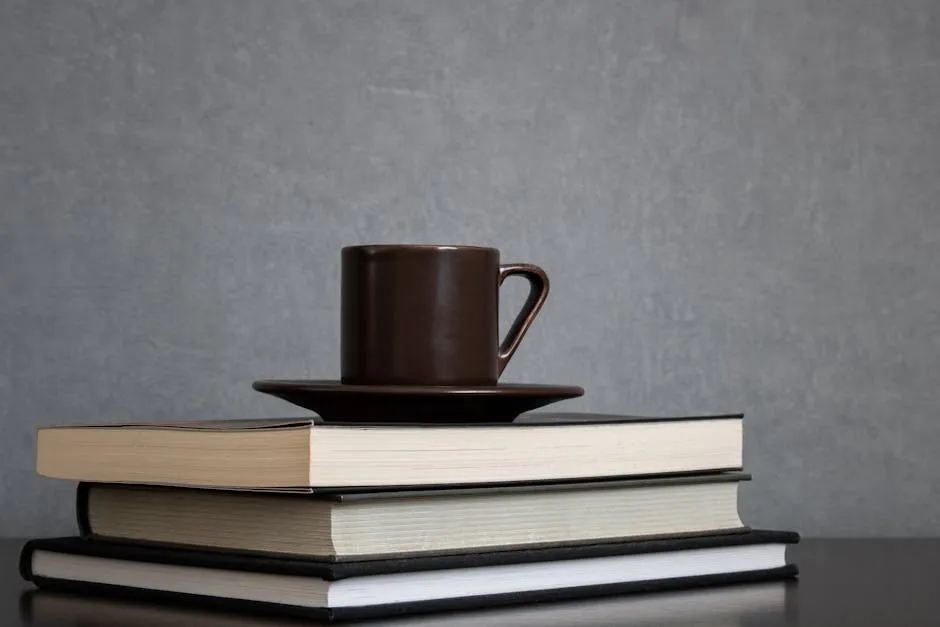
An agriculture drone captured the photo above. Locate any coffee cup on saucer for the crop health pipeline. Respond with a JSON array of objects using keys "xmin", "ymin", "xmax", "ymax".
[{"xmin": 252, "ymin": 244, "xmax": 583, "ymax": 423}]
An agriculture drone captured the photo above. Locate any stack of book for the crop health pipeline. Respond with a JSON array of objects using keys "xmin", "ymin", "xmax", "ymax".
[{"xmin": 21, "ymin": 412, "xmax": 799, "ymax": 621}]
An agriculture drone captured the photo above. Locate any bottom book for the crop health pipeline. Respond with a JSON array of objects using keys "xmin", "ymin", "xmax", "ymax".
[{"xmin": 19, "ymin": 530, "xmax": 799, "ymax": 622}]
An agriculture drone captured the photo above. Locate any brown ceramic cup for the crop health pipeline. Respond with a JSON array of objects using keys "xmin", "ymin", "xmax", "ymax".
[{"xmin": 340, "ymin": 244, "xmax": 550, "ymax": 386}]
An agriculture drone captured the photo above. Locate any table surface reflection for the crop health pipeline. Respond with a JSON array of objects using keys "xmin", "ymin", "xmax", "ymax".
[{"xmin": 5, "ymin": 538, "xmax": 940, "ymax": 626}]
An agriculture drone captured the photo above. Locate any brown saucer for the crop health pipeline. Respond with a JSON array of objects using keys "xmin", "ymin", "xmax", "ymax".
[{"xmin": 251, "ymin": 380, "xmax": 584, "ymax": 423}]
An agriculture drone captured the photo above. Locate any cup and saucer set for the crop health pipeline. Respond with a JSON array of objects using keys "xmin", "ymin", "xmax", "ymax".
[{"xmin": 253, "ymin": 245, "xmax": 583, "ymax": 423}]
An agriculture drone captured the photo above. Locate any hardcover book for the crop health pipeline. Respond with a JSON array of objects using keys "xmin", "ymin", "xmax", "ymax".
[
  {"xmin": 20, "ymin": 529, "xmax": 799, "ymax": 621},
  {"xmin": 36, "ymin": 413, "xmax": 743, "ymax": 489},
  {"xmin": 77, "ymin": 472, "xmax": 751, "ymax": 560}
]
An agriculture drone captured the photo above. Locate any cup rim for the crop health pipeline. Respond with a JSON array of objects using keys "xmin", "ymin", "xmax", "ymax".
[{"xmin": 342, "ymin": 244, "xmax": 498, "ymax": 253}]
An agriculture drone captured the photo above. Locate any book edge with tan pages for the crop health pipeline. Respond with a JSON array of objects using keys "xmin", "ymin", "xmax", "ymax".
[{"xmin": 36, "ymin": 412, "xmax": 745, "ymax": 489}]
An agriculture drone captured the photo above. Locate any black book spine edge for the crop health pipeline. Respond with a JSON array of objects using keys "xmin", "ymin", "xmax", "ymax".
[
  {"xmin": 20, "ymin": 530, "xmax": 801, "ymax": 581},
  {"xmin": 19, "ymin": 540, "xmax": 35, "ymax": 581},
  {"xmin": 64, "ymin": 526, "xmax": 754, "ymax": 566},
  {"xmin": 334, "ymin": 470, "xmax": 751, "ymax": 501},
  {"xmin": 76, "ymin": 483, "xmax": 91, "ymax": 536},
  {"xmin": 77, "ymin": 470, "xmax": 751, "ymax": 503},
  {"xmin": 316, "ymin": 413, "xmax": 745, "ymax": 428},
  {"xmin": 22, "ymin": 565, "xmax": 797, "ymax": 622}
]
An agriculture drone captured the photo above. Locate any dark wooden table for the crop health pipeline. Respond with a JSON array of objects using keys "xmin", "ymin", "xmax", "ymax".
[{"xmin": 4, "ymin": 538, "xmax": 940, "ymax": 625}]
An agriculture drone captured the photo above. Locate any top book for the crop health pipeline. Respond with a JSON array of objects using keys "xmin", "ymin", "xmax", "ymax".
[{"xmin": 35, "ymin": 413, "xmax": 743, "ymax": 490}]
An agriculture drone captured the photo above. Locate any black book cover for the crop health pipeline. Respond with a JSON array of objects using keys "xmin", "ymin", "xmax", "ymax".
[
  {"xmin": 20, "ymin": 530, "xmax": 799, "ymax": 621},
  {"xmin": 79, "ymin": 470, "xmax": 750, "ymax": 501},
  {"xmin": 25, "ymin": 529, "xmax": 797, "ymax": 581},
  {"xmin": 52, "ymin": 412, "xmax": 743, "ymax": 431}
]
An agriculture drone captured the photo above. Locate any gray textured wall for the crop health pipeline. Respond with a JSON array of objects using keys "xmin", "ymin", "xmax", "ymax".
[{"xmin": 1, "ymin": 0, "xmax": 938, "ymax": 538}]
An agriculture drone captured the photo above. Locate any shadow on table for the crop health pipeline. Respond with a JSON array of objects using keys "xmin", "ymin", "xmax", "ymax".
[{"xmin": 20, "ymin": 580, "xmax": 797, "ymax": 626}]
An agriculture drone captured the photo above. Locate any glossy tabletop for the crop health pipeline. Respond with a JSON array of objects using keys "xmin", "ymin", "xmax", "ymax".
[{"xmin": 4, "ymin": 538, "xmax": 940, "ymax": 626}]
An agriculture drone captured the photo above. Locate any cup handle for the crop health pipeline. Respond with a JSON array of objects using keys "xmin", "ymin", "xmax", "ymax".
[{"xmin": 497, "ymin": 263, "xmax": 550, "ymax": 376}]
